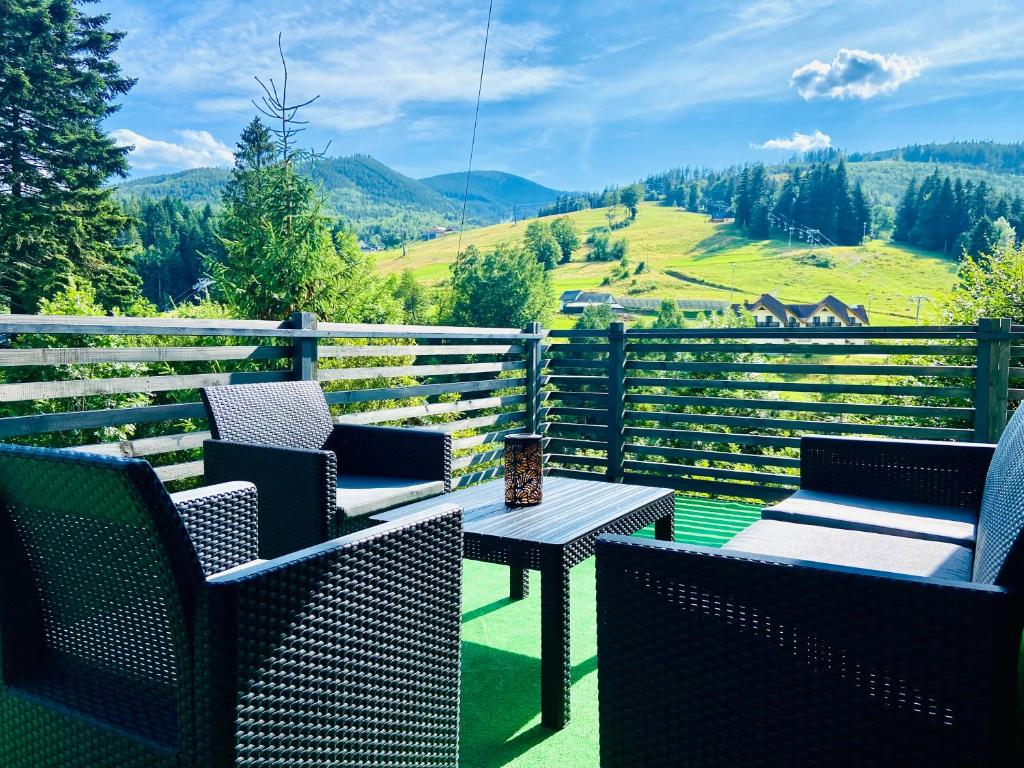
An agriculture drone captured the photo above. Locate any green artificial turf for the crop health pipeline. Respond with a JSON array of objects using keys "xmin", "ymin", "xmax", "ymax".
[{"xmin": 457, "ymin": 495, "xmax": 761, "ymax": 768}]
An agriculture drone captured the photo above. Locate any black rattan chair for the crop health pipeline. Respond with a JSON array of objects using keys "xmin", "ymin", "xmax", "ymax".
[
  {"xmin": 0, "ymin": 445, "xmax": 462, "ymax": 767},
  {"xmin": 596, "ymin": 406, "xmax": 1024, "ymax": 767},
  {"xmin": 202, "ymin": 380, "xmax": 452, "ymax": 558},
  {"xmin": 761, "ymin": 434, "xmax": 997, "ymax": 546}
]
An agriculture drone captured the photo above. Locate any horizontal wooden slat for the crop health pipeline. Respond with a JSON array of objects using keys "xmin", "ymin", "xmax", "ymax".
[
  {"xmin": 325, "ymin": 377, "xmax": 525, "ymax": 405},
  {"xmin": 625, "ymin": 394, "xmax": 973, "ymax": 419},
  {"xmin": 452, "ymin": 449, "xmax": 504, "ymax": 471},
  {"xmin": 545, "ymin": 467, "xmax": 609, "ymax": 482},
  {"xmin": 0, "ymin": 402, "xmax": 206, "ymax": 438},
  {"xmin": 546, "ymin": 329, "xmax": 610, "ymax": 339},
  {"xmin": 624, "ymin": 427, "xmax": 801, "ymax": 449},
  {"xmin": 0, "ymin": 314, "xmax": 291, "ymax": 337},
  {"xmin": 543, "ymin": 358, "xmax": 610, "ymax": 371},
  {"xmin": 318, "ymin": 343, "xmax": 523, "ymax": 358},
  {"xmin": 627, "ymin": 360, "xmax": 976, "ymax": 377},
  {"xmin": 0, "ymin": 315, "xmax": 538, "ymax": 340},
  {"xmin": 545, "ymin": 453, "xmax": 607, "ymax": 469},
  {"xmin": 0, "ymin": 370, "xmax": 289, "ymax": 402},
  {"xmin": 625, "ymin": 377, "xmax": 974, "ymax": 398},
  {"xmin": 544, "ymin": 390, "xmax": 609, "ymax": 404},
  {"xmin": 154, "ymin": 460, "xmax": 205, "ymax": 482},
  {"xmin": 624, "ymin": 326, "xmax": 979, "ymax": 339},
  {"xmin": 624, "ymin": 409, "xmax": 973, "ymax": 440},
  {"xmin": 452, "ymin": 465, "xmax": 504, "ymax": 487},
  {"xmin": 543, "ymin": 437, "xmax": 607, "ymax": 454},
  {"xmin": 625, "ymin": 443, "xmax": 801, "ymax": 468},
  {"xmin": 336, "ymin": 395, "xmax": 525, "ymax": 425},
  {"xmin": 317, "ymin": 360, "xmax": 523, "ymax": 381},
  {"xmin": 541, "ymin": 375, "xmax": 609, "ymax": 387},
  {"xmin": 627, "ymin": 342, "xmax": 975, "ymax": 355},
  {"xmin": 0, "ymin": 345, "xmax": 291, "ymax": 366},
  {"xmin": 541, "ymin": 422, "xmax": 609, "ymax": 440},
  {"xmin": 315, "ymin": 321, "xmax": 538, "ymax": 340},
  {"xmin": 421, "ymin": 410, "xmax": 527, "ymax": 434},
  {"xmin": 624, "ymin": 459, "xmax": 799, "ymax": 486},
  {"xmin": 545, "ymin": 343, "xmax": 610, "ymax": 354},
  {"xmin": 543, "ymin": 406, "xmax": 609, "ymax": 422},
  {"xmin": 452, "ymin": 427, "xmax": 525, "ymax": 451},
  {"xmin": 67, "ymin": 430, "xmax": 209, "ymax": 458},
  {"xmin": 620, "ymin": 472, "xmax": 792, "ymax": 502}
]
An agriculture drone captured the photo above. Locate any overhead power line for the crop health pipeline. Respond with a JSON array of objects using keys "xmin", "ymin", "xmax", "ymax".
[{"xmin": 456, "ymin": 0, "xmax": 494, "ymax": 259}]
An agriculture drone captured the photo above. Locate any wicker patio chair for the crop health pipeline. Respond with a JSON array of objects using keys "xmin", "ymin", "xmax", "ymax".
[
  {"xmin": 201, "ymin": 380, "xmax": 452, "ymax": 558},
  {"xmin": 0, "ymin": 445, "xmax": 462, "ymax": 767},
  {"xmin": 761, "ymin": 434, "xmax": 997, "ymax": 546},
  {"xmin": 596, "ymin": 406, "xmax": 1024, "ymax": 767}
]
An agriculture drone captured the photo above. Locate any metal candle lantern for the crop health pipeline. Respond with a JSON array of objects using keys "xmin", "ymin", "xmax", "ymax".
[{"xmin": 504, "ymin": 434, "xmax": 543, "ymax": 506}]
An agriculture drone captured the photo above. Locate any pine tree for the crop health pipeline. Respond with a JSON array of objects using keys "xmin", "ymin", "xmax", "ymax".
[
  {"xmin": 0, "ymin": 0, "xmax": 139, "ymax": 312},
  {"xmin": 686, "ymin": 184, "xmax": 700, "ymax": 213},
  {"xmin": 832, "ymin": 161, "xmax": 860, "ymax": 245},
  {"xmin": 733, "ymin": 168, "xmax": 751, "ymax": 229},
  {"xmin": 851, "ymin": 180, "xmax": 871, "ymax": 241},
  {"xmin": 893, "ymin": 178, "xmax": 918, "ymax": 242}
]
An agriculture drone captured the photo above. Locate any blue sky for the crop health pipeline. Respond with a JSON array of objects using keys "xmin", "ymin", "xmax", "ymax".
[{"xmin": 101, "ymin": 0, "xmax": 1024, "ymax": 190}]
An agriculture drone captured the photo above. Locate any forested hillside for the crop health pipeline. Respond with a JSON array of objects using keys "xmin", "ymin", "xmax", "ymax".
[
  {"xmin": 114, "ymin": 156, "xmax": 560, "ymax": 243},
  {"xmin": 421, "ymin": 170, "xmax": 562, "ymax": 222},
  {"xmin": 850, "ymin": 141, "xmax": 1024, "ymax": 174}
]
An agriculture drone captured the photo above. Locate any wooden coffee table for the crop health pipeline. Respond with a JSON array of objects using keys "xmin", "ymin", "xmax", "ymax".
[{"xmin": 372, "ymin": 475, "xmax": 675, "ymax": 729}]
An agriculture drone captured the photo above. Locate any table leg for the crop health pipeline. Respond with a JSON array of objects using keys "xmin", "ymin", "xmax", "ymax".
[
  {"xmin": 654, "ymin": 511, "xmax": 675, "ymax": 542},
  {"xmin": 510, "ymin": 565, "xmax": 529, "ymax": 600},
  {"xmin": 541, "ymin": 565, "xmax": 570, "ymax": 730}
]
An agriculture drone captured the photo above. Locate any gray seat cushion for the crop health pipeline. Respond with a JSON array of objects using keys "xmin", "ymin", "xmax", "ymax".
[
  {"xmin": 724, "ymin": 520, "xmax": 972, "ymax": 581},
  {"xmin": 336, "ymin": 474, "xmax": 445, "ymax": 519},
  {"xmin": 762, "ymin": 489, "xmax": 977, "ymax": 546}
]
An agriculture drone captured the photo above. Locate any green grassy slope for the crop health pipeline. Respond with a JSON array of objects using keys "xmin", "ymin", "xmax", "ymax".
[{"xmin": 376, "ymin": 202, "xmax": 960, "ymax": 324}]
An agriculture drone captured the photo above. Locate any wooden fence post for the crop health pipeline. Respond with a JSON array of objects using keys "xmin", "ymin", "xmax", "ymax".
[
  {"xmin": 974, "ymin": 317, "xmax": 1011, "ymax": 442},
  {"xmin": 524, "ymin": 321, "xmax": 543, "ymax": 435},
  {"xmin": 290, "ymin": 311, "xmax": 318, "ymax": 381},
  {"xmin": 606, "ymin": 321, "xmax": 627, "ymax": 483}
]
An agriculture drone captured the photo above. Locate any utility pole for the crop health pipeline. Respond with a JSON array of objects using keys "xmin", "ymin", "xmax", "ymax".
[
  {"xmin": 513, "ymin": 203, "xmax": 517, "ymax": 225},
  {"xmin": 909, "ymin": 295, "xmax": 928, "ymax": 323}
]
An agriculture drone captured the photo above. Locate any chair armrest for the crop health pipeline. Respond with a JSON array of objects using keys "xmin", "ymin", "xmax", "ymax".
[
  {"xmin": 170, "ymin": 481, "xmax": 258, "ymax": 577},
  {"xmin": 194, "ymin": 504, "xmax": 463, "ymax": 768},
  {"xmin": 203, "ymin": 439, "xmax": 337, "ymax": 559},
  {"xmin": 595, "ymin": 535, "xmax": 1022, "ymax": 767},
  {"xmin": 326, "ymin": 424, "xmax": 452, "ymax": 491},
  {"xmin": 800, "ymin": 434, "xmax": 996, "ymax": 509}
]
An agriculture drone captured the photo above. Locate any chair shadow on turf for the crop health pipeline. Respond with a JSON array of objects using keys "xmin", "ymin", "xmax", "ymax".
[
  {"xmin": 459, "ymin": 640, "xmax": 599, "ymax": 768},
  {"xmin": 462, "ymin": 597, "xmax": 512, "ymax": 624}
]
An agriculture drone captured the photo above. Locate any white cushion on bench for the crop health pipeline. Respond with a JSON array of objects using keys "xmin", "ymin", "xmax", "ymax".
[
  {"xmin": 763, "ymin": 489, "xmax": 977, "ymax": 546},
  {"xmin": 336, "ymin": 474, "xmax": 445, "ymax": 519},
  {"xmin": 724, "ymin": 520, "xmax": 972, "ymax": 581}
]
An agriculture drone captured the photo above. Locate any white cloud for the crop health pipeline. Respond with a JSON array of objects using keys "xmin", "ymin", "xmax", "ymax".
[
  {"xmin": 114, "ymin": 2, "xmax": 564, "ymax": 133},
  {"xmin": 753, "ymin": 129, "xmax": 832, "ymax": 152},
  {"xmin": 110, "ymin": 129, "xmax": 234, "ymax": 170},
  {"xmin": 791, "ymin": 48, "xmax": 923, "ymax": 100}
]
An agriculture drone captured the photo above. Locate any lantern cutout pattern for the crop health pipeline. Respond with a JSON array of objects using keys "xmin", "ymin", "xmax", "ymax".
[{"xmin": 504, "ymin": 434, "xmax": 543, "ymax": 506}]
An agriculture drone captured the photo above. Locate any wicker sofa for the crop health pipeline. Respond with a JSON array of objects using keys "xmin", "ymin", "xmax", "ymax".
[
  {"xmin": 595, "ymin": 406, "xmax": 1024, "ymax": 767},
  {"xmin": 0, "ymin": 445, "xmax": 463, "ymax": 767},
  {"xmin": 202, "ymin": 380, "xmax": 452, "ymax": 558}
]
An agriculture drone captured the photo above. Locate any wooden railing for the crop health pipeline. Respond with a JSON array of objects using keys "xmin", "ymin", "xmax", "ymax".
[
  {"xmin": 0, "ymin": 313, "xmax": 542, "ymax": 488},
  {"xmin": 1, "ymin": 313, "xmax": 1020, "ymax": 503},
  {"xmin": 543, "ymin": 319, "xmax": 1023, "ymax": 502}
]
